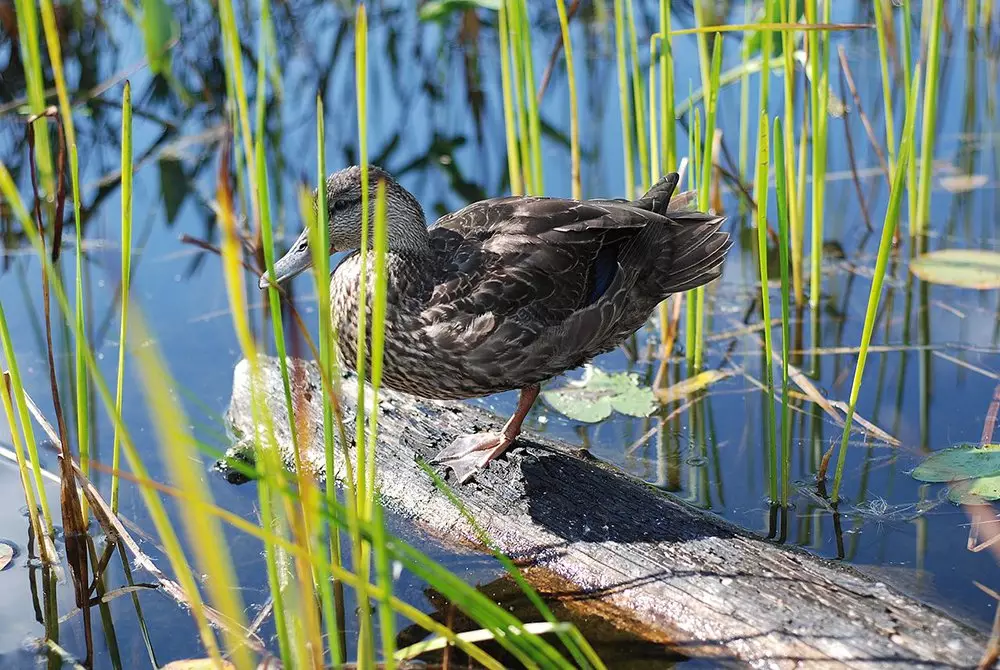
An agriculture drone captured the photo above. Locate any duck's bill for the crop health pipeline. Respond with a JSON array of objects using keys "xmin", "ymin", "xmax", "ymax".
[{"xmin": 258, "ymin": 228, "xmax": 313, "ymax": 290}]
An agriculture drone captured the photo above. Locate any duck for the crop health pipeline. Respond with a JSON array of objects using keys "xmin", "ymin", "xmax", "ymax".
[{"xmin": 261, "ymin": 166, "xmax": 731, "ymax": 484}]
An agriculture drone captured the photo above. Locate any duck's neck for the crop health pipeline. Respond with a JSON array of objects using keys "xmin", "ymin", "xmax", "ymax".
[{"xmin": 384, "ymin": 184, "xmax": 430, "ymax": 254}]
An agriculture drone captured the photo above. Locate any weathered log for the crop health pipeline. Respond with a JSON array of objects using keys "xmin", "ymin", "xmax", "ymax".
[{"xmin": 223, "ymin": 356, "xmax": 987, "ymax": 668}]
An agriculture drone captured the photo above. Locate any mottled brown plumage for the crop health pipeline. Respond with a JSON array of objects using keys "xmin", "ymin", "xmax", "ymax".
[{"xmin": 263, "ymin": 166, "xmax": 731, "ymax": 483}]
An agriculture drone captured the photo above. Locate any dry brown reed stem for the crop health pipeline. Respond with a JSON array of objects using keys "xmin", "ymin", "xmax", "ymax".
[
  {"xmin": 536, "ymin": 0, "xmax": 582, "ymax": 103},
  {"xmin": 25, "ymin": 106, "xmax": 96, "ymax": 663},
  {"xmin": 837, "ymin": 46, "xmax": 891, "ymax": 185},
  {"xmin": 837, "ymin": 55, "xmax": 874, "ymax": 231}
]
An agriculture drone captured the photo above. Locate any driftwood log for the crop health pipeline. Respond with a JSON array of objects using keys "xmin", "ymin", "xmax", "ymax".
[{"xmin": 223, "ymin": 356, "xmax": 987, "ymax": 668}]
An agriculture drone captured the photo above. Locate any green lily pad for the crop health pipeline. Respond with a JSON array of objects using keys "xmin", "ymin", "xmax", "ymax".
[
  {"xmin": 910, "ymin": 249, "xmax": 1000, "ymax": 290},
  {"xmin": 947, "ymin": 474, "xmax": 1000, "ymax": 504},
  {"xmin": 912, "ymin": 444, "xmax": 1000, "ymax": 483},
  {"xmin": 542, "ymin": 366, "xmax": 656, "ymax": 424}
]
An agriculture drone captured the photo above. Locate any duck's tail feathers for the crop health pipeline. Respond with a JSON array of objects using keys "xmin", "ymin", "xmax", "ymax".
[
  {"xmin": 660, "ymin": 211, "xmax": 732, "ymax": 294},
  {"xmin": 627, "ymin": 173, "xmax": 702, "ymax": 216},
  {"xmin": 628, "ymin": 173, "xmax": 679, "ymax": 214}
]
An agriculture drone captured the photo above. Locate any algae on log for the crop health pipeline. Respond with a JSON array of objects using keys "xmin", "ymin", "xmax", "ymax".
[{"xmin": 223, "ymin": 356, "xmax": 985, "ymax": 667}]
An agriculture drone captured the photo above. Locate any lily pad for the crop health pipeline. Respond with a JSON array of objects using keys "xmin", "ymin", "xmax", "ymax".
[
  {"xmin": 0, "ymin": 542, "xmax": 12, "ymax": 571},
  {"xmin": 947, "ymin": 475, "xmax": 1000, "ymax": 504},
  {"xmin": 542, "ymin": 366, "xmax": 656, "ymax": 424},
  {"xmin": 910, "ymin": 249, "xmax": 1000, "ymax": 290},
  {"xmin": 911, "ymin": 444, "xmax": 1000, "ymax": 482}
]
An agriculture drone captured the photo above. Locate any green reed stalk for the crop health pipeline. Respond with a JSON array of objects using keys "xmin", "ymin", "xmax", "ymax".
[
  {"xmin": 700, "ymin": 39, "xmax": 722, "ymax": 209},
  {"xmin": 833, "ymin": 67, "xmax": 920, "ymax": 502},
  {"xmin": 649, "ymin": 37, "xmax": 661, "ymax": 181},
  {"xmin": 70, "ymin": 148, "xmax": 87, "ymax": 492},
  {"xmin": 900, "ymin": 0, "xmax": 917, "ymax": 227},
  {"xmin": 251, "ymin": 0, "xmax": 303, "ymax": 659},
  {"xmin": 914, "ymin": 0, "xmax": 943, "ymax": 236},
  {"xmin": 498, "ymin": 2, "xmax": 522, "ymax": 195},
  {"xmin": 369, "ymin": 182, "xmax": 395, "ymax": 666},
  {"xmin": 738, "ymin": 1, "xmax": 752, "ymax": 181},
  {"xmin": 692, "ymin": 39, "xmax": 722, "ymax": 373},
  {"xmin": 13, "ymin": 0, "xmax": 53, "ymax": 198},
  {"xmin": 796, "ymin": 108, "xmax": 807, "ymax": 228},
  {"xmin": 686, "ymin": 108, "xmax": 701, "ymax": 371},
  {"xmin": 313, "ymin": 99, "xmax": 354, "ymax": 667},
  {"xmin": 353, "ymin": 8, "xmax": 379, "ymax": 666},
  {"xmin": 754, "ymin": 113, "xmax": 779, "ymax": 502},
  {"xmin": 516, "ymin": 0, "xmax": 543, "ymax": 195},
  {"xmin": 773, "ymin": 117, "xmax": 792, "ymax": 506},
  {"xmin": 807, "ymin": 0, "xmax": 829, "ymax": 309},
  {"xmin": 0, "ymin": 315, "xmax": 56, "ymax": 544},
  {"xmin": 110, "ymin": 83, "xmax": 133, "ymax": 513},
  {"xmin": 0, "ymin": 373, "xmax": 49, "ymax": 555},
  {"xmin": 555, "ymin": 0, "xmax": 581, "ymax": 199},
  {"xmin": 625, "ymin": 0, "xmax": 649, "ymax": 193},
  {"xmin": 780, "ymin": 0, "xmax": 803, "ymax": 306},
  {"xmin": 651, "ymin": 33, "xmax": 672, "ymax": 342},
  {"xmin": 659, "ymin": 0, "xmax": 676, "ymax": 171},
  {"xmin": 758, "ymin": 0, "xmax": 774, "ymax": 131},
  {"xmin": 874, "ymin": 0, "xmax": 897, "ymax": 175},
  {"xmin": 507, "ymin": 0, "xmax": 534, "ymax": 196},
  {"xmin": 354, "ymin": 4, "xmax": 371, "ymax": 512},
  {"xmin": 691, "ymin": 0, "xmax": 711, "ymax": 98},
  {"xmin": 255, "ymin": 149, "xmax": 295, "ymax": 665},
  {"xmin": 218, "ymin": 0, "xmax": 259, "ymax": 225},
  {"xmin": 614, "ymin": 0, "xmax": 636, "ymax": 199}
]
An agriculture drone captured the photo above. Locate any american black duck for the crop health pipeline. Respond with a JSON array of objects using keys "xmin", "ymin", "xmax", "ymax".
[{"xmin": 262, "ymin": 166, "xmax": 731, "ymax": 483}]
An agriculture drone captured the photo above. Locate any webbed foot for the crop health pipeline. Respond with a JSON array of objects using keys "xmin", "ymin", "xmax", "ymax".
[
  {"xmin": 431, "ymin": 432, "xmax": 516, "ymax": 484},
  {"xmin": 431, "ymin": 384, "xmax": 541, "ymax": 484}
]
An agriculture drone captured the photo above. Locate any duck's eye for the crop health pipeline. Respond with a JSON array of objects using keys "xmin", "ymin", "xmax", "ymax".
[{"xmin": 332, "ymin": 199, "xmax": 350, "ymax": 212}]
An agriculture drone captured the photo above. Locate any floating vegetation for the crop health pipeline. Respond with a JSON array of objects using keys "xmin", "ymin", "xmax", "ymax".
[
  {"xmin": 912, "ymin": 444, "xmax": 1000, "ymax": 503},
  {"xmin": 909, "ymin": 249, "xmax": 1000, "ymax": 290},
  {"xmin": 541, "ymin": 366, "xmax": 657, "ymax": 424}
]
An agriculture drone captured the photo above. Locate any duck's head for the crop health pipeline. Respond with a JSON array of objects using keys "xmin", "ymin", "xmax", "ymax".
[{"xmin": 259, "ymin": 165, "xmax": 427, "ymax": 290}]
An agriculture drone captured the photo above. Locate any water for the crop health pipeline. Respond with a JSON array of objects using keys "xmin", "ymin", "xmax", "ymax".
[{"xmin": 1, "ymin": 1, "xmax": 998, "ymax": 666}]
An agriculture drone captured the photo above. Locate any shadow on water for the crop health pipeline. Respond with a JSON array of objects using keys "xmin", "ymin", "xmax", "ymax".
[{"xmin": 1, "ymin": 0, "xmax": 1000, "ymax": 666}]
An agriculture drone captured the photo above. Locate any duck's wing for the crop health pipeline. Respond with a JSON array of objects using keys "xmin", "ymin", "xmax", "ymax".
[
  {"xmin": 422, "ymin": 196, "xmax": 652, "ymax": 356},
  {"xmin": 416, "ymin": 177, "xmax": 728, "ymax": 389}
]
